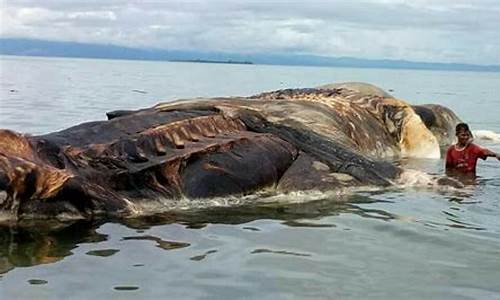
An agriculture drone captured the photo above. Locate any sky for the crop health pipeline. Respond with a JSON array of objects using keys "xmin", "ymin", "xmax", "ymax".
[{"xmin": 1, "ymin": 0, "xmax": 499, "ymax": 65}]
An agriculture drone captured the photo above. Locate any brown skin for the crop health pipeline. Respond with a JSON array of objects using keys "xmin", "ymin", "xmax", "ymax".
[{"xmin": 456, "ymin": 129, "xmax": 473, "ymax": 148}]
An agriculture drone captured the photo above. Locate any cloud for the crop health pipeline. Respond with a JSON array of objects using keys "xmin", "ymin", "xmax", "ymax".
[{"xmin": 1, "ymin": 0, "xmax": 499, "ymax": 64}]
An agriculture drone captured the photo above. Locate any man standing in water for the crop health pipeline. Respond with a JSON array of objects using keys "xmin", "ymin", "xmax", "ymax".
[{"xmin": 446, "ymin": 123, "xmax": 500, "ymax": 175}]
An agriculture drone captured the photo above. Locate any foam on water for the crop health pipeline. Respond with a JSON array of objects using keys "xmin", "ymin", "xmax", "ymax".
[
  {"xmin": 121, "ymin": 185, "xmax": 390, "ymax": 218},
  {"xmin": 395, "ymin": 168, "xmax": 474, "ymax": 193},
  {"xmin": 473, "ymin": 130, "xmax": 500, "ymax": 144},
  {"xmin": 396, "ymin": 169, "xmax": 432, "ymax": 186}
]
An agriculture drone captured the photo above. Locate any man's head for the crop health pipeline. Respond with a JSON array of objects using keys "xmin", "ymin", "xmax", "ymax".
[{"xmin": 455, "ymin": 123, "xmax": 473, "ymax": 146}]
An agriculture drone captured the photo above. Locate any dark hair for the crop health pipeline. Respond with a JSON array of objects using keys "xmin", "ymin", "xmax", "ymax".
[
  {"xmin": 455, "ymin": 123, "xmax": 469, "ymax": 132},
  {"xmin": 455, "ymin": 123, "xmax": 473, "ymax": 136}
]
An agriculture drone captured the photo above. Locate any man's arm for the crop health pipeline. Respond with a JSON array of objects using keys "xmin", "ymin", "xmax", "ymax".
[{"xmin": 479, "ymin": 147, "xmax": 500, "ymax": 161}]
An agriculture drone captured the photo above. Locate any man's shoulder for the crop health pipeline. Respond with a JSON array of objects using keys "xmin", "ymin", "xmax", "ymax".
[
  {"xmin": 468, "ymin": 143, "xmax": 484, "ymax": 151},
  {"xmin": 467, "ymin": 143, "xmax": 489, "ymax": 157}
]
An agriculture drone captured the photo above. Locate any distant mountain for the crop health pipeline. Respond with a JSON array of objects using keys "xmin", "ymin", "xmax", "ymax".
[{"xmin": 1, "ymin": 38, "xmax": 499, "ymax": 72}]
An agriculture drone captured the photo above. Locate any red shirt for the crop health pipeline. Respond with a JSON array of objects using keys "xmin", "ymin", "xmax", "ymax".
[{"xmin": 445, "ymin": 143, "xmax": 488, "ymax": 173}]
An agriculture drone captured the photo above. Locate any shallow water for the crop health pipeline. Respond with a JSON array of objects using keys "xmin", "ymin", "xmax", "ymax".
[{"xmin": 1, "ymin": 56, "xmax": 500, "ymax": 299}]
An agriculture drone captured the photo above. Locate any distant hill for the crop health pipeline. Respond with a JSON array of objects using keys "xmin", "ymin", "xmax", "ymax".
[{"xmin": 1, "ymin": 38, "xmax": 499, "ymax": 72}]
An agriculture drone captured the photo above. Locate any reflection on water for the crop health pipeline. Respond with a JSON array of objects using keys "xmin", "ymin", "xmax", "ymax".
[
  {"xmin": 113, "ymin": 286, "xmax": 140, "ymax": 291},
  {"xmin": 1, "ymin": 188, "xmax": 494, "ymax": 275},
  {"xmin": 189, "ymin": 249, "xmax": 218, "ymax": 261},
  {"xmin": 0, "ymin": 188, "xmax": 499, "ymax": 298},
  {"xmin": 85, "ymin": 249, "xmax": 120, "ymax": 257},
  {"xmin": 281, "ymin": 220, "xmax": 336, "ymax": 228},
  {"xmin": 3, "ymin": 189, "xmax": 485, "ymax": 275},
  {"xmin": 0, "ymin": 220, "xmax": 106, "ymax": 274},
  {"xmin": 27, "ymin": 279, "xmax": 48, "ymax": 285},
  {"xmin": 121, "ymin": 235, "xmax": 190, "ymax": 251},
  {"xmin": 250, "ymin": 249, "xmax": 311, "ymax": 257},
  {"xmin": 0, "ymin": 195, "xmax": 384, "ymax": 275}
]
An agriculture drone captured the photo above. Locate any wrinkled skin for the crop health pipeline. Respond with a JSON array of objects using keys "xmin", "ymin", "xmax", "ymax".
[
  {"xmin": 0, "ymin": 82, "xmax": 461, "ymax": 221},
  {"xmin": 411, "ymin": 104, "xmax": 462, "ymax": 149}
]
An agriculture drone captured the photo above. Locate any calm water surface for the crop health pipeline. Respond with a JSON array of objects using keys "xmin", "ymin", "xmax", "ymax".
[{"xmin": 1, "ymin": 56, "xmax": 500, "ymax": 299}]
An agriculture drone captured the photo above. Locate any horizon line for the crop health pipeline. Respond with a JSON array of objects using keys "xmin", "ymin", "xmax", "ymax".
[{"xmin": 1, "ymin": 38, "xmax": 499, "ymax": 72}]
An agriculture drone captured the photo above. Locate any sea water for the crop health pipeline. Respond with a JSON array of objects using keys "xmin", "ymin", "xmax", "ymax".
[{"xmin": 1, "ymin": 55, "xmax": 499, "ymax": 299}]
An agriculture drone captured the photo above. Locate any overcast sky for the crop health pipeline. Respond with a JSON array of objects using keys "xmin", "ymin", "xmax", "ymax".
[{"xmin": 1, "ymin": 0, "xmax": 499, "ymax": 65}]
